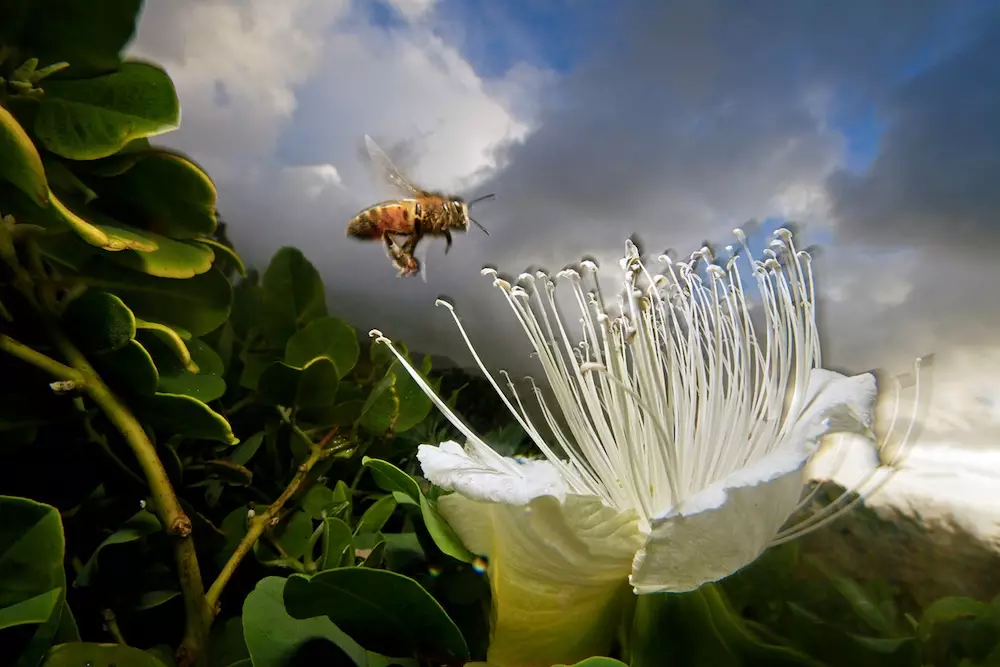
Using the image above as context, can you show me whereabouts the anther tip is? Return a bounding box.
[368,329,383,339]
[481,267,498,278]
[494,278,511,290]
[434,298,455,310]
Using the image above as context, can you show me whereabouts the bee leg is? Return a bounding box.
[443,231,452,254]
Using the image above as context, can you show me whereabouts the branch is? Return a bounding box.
[0,334,85,385]
[206,428,346,613]
[40,327,212,666]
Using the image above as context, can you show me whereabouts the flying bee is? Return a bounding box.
[346,134,494,277]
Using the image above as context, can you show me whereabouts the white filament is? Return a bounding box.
[375,229,921,537]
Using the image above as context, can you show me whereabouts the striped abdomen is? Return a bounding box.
[346,201,419,239]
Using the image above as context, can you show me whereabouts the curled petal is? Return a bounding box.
[630,445,808,594]
[435,491,643,667]
[417,441,570,505]
[630,368,879,594]
[793,370,878,443]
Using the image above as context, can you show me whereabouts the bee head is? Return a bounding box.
[463,193,495,235]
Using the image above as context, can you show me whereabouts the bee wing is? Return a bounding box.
[364,134,424,197]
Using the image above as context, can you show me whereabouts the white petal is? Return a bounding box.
[417,441,569,505]
[630,444,809,594]
[436,492,643,667]
[793,369,878,443]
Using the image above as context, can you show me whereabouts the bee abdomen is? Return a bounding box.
[347,203,414,238]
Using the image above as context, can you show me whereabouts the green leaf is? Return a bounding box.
[362,458,421,499]
[137,393,237,444]
[362,457,474,563]
[806,555,894,635]
[101,150,217,239]
[359,361,434,435]
[355,496,397,536]
[918,596,998,642]
[14,0,142,77]
[261,247,327,346]
[109,233,216,279]
[555,660,630,667]
[320,518,355,570]
[143,336,226,402]
[75,509,160,587]
[243,577,409,667]
[135,320,197,371]
[228,432,264,467]
[78,260,232,337]
[134,590,180,611]
[197,238,246,277]
[45,190,159,252]
[283,568,470,661]
[62,290,135,353]
[43,157,98,204]
[0,588,61,631]
[0,104,48,206]
[258,511,313,562]
[258,358,339,409]
[285,317,360,378]
[0,496,67,667]
[35,62,180,160]
[92,339,159,396]
[301,485,336,520]
[40,642,167,667]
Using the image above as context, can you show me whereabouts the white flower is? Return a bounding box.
[371,229,921,667]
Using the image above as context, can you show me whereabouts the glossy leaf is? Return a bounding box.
[40,642,167,667]
[0,104,48,206]
[92,339,159,396]
[258,358,339,409]
[243,577,409,667]
[35,62,180,160]
[260,247,327,346]
[0,588,62,634]
[62,290,135,353]
[320,518,355,570]
[137,393,237,444]
[13,0,142,77]
[136,320,197,372]
[197,238,246,277]
[362,457,474,563]
[109,233,215,278]
[102,150,217,239]
[355,496,397,536]
[285,317,360,378]
[283,568,470,661]
[48,191,158,252]
[75,509,161,587]
[143,335,226,402]
[0,496,67,667]
[78,260,232,337]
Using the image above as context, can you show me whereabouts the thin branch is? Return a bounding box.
[206,428,347,613]
[0,333,85,384]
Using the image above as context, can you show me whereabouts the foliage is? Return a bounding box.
[1,2,997,667]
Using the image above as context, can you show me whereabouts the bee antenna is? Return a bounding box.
[470,218,490,235]
[468,193,496,208]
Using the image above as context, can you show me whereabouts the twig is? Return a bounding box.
[39,327,211,667]
[205,427,346,613]
[0,334,85,385]
[101,609,126,645]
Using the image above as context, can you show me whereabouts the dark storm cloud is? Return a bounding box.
[827,16,1000,255]
[132,0,1000,384]
[471,0,969,265]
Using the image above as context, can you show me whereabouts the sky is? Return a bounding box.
[128,0,1000,461]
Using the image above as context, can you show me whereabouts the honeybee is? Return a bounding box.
[347,134,494,277]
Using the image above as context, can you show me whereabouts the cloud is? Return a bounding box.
[128,0,1000,454]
